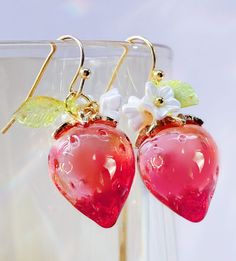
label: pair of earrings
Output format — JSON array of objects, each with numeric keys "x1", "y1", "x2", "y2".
[{"x1": 1, "y1": 35, "x2": 219, "y2": 228}]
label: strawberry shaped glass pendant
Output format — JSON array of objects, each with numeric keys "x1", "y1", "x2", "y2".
[
  {"x1": 49, "y1": 118, "x2": 135, "y2": 228},
  {"x1": 47, "y1": 87, "x2": 135, "y2": 228},
  {"x1": 136, "y1": 116, "x2": 218, "y2": 222},
  {"x1": 122, "y1": 42, "x2": 219, "y2": 222},
  {"x1": 1, "y1": 35, "x2": 135, "y2": 228}
]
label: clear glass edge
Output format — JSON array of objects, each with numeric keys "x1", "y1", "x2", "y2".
[{"x1": 0, "y1": 40, "x2": 172, "y2": 58}]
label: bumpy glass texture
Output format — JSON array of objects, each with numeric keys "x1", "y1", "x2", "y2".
[
  {"x1": 138, "y1": 124, "x2": 219, "y2": 222},
  {"x1": 48, "y1": 121, "x2": 135, "y2": 228}
]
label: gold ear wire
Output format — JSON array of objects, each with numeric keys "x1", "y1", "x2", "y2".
[
  {"x1": 57, "y1": 35, "x2": 92, "y2": 118},
  {"x1": 126, "y1": 36, "x2": 165, "y2": 82},
  {"x1": 105, "y1": 44, "x2": 128, "y2": 92},
  {"x1": 126, "y1": 36, "x2": 157, "y2": 80},
  {"x1": 57, "y1": 35, "x2": 90, "y2": 97},
  {"x1": 105, "y1": 36, "x2": 163, "y2": 94},
  {"x1": 1, "y1": 42, "x2": 57, "y2": 134}
]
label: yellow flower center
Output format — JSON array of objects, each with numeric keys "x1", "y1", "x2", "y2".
[{"x1": 154, "y1": 97, "x2": 165, "y2": 107}]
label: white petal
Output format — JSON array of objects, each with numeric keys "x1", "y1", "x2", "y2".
[
  {"x1": 159, "y1": 86, "x2": 174, "y2": 100},
  {"x1": 142, "y1": 95, "x2": 151, "y2": 104},
  {"x1": 159, "y1": 107, "x2": 169, "y2": 117},
  {"x1": 122, "y1": 105, "x2": 139, "y2": 119},
  {"x1": 122, "y1": 96, "x2": 144, "y2": 118},
  {"x1": 100, "y1": 104, "x2": 120, "y2": 120},
  {"x1": 141, "y1": 98, "x2": 156, "y2": 113},
  {"x1": 128, "y1": 114, "x2": 144, "y2": 132},
  {"x1": 122, "y1": 95, "x2": 148, "y2": 131},
  {"x1": 128, "y1": 96, "x2": 143, "y2": 106},
  {"x1": 145, "y1": 81, "x2": 159, "y2": 100},
  {"x1": 103, "y1": 110, "x2": 120, "y2": 121},
  {"x1": 153, "y1": 107, "x2": 169, "y2": 120},
  {"x1": 165, "y1": 98, "x2": 181, "y2": 111},
  {"x1": 100, "y1": 88, "x2": 121, "y2": 106},
  {"x1": 99, "y1": 88, "x2": 122, "y2": 119},
  {"x1": 102, "y1": 94, "x2": 121, "y2": 110}
]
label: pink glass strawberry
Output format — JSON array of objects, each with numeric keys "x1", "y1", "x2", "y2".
[
  {"x1": 47, "y1": 88, "x2": 135, "y2": 228},
  {"x1": 123, "y1": 76, "x2": 219, "y2": 222},
  {"x1": 48, "y1": 117, "x2": 135, "y2": 227}
]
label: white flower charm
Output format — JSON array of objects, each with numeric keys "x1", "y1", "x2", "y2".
[
  {"x1": 143, "y1": 81, "x2": 181, "y2": 120},
  {"x1": 122, "y1": 81, "x2": 181, "y2": 131},
  {"x1": 99, "y1": 88, "x2": 122, "y2": 121},
  {"x1": 123, "y1": 96, "x2": 147, "y2": 131}
]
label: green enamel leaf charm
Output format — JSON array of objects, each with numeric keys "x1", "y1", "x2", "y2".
[
  {"x1": 14, "y1": 96, "x2": 65, "y2": 128},
  {"x1": 156, "y1": 80, "x2": 199, "y2": 108}
]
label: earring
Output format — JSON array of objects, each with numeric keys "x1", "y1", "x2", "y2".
[
  {"x1": 122, "y1": 36, "x2": 219, "y2": 222},
  {"x1": 2, "y1": 35, "x2": 135, "y2": 228}
]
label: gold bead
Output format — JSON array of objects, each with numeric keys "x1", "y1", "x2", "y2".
[
  {"x1": 80, "y1": 68, "x2": 91, "y2": 79},
  {"x1": 154, "y1": 97, "x2": 164, "y2": 107},
  {"x1": 152, "y1": 70, "x2": 165, "y2": 82}
]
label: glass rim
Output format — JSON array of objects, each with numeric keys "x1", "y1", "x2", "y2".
[
  {"x1": 0, "y1": 39, "x2": 170, "y2": 49},
  {"x1": 0, "y1": 40, "x2": 172, "y2": 60}
]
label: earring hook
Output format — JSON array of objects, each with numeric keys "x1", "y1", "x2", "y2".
[
  {"x1": 58, "y1": 35, "x2": 92, "y2": 118},
  {"x1": 126, "y1": 36, "x2": 156, "y2": 80},
  {"x1": 105, "y1": 36, "x2": 163, "y2": 93},
  {"x1": 105, "y1": 44, "x2": 128, "y2": 92},
  {"x1": 57, "y1": 35, "x2": 90, "y2": 97},
  {"x1": 126, "y1": 36, "x2": 164, "y2": 82},
  {"x1": 1, "y1": 42, "x2": 57, "y2": 134}
]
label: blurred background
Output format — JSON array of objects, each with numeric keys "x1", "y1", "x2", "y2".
[{"x1": 0, "y1": 0, "x2": 235, "y2": 260}]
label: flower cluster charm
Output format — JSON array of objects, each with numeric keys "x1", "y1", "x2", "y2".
[{"x1": 122, "y1": 81, "x2": 181, "y2": 131}]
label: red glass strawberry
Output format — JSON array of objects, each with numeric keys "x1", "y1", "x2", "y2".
[
  {"x1": 46, "y1": 87, "x2": 135, "y2": 228},
  {"x1": 137, "y1": 117, "x2": 218, "y2": 222},
  {"x1": 48, "y1": 119, "x2": 135, "y2": 228},
  {"x1": 123, "y1": 78, "x2": 219, "y2": 222}
]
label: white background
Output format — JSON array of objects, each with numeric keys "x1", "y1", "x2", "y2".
[{"x1": 0, "y1": 0, "x2": 235, "y2": 260}]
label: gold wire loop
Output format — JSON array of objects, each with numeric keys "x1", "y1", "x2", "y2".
[
  {"x1": 64, "y1": 91, "x2": 93, "y2": 119},
  {"x1": 1, "y1": 42, "x2": 57, "y2": 134}
]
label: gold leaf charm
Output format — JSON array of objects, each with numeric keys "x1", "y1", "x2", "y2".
[{"x1": 14, "y1": 96, "x2": 65, "y2": 128}]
